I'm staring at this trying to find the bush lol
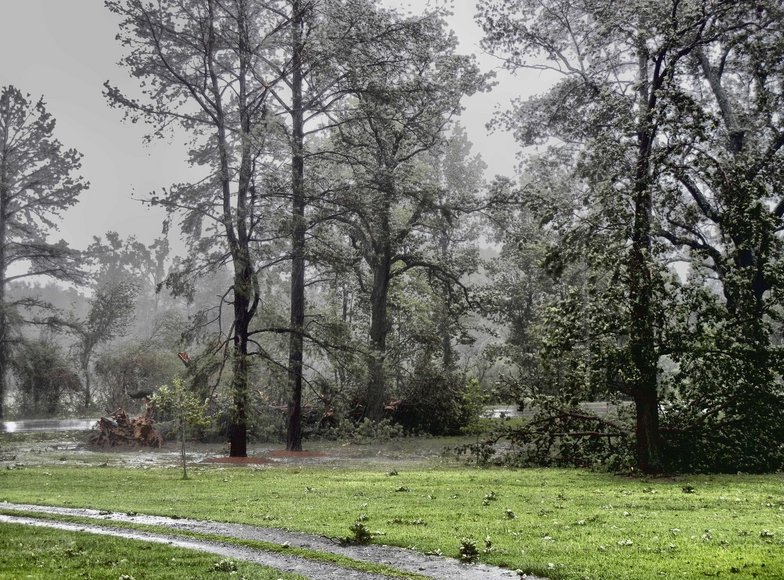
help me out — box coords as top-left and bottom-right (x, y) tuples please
(11, 340), (81, 417)
(392, 367), (480, 436)
(662, 390), (784, 473)
(94, 343), (180, 412)
(324, 418), (404, 443)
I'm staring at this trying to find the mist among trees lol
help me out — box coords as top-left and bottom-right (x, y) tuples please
(1, 0), (783, 474)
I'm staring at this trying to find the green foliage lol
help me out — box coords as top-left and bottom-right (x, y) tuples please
(212, 559), (238, 573)
(151, 378), (210, 479)
(346, 520), (373, 545)
(202, 389), (287, 444)
(458, 537), (479, 563)
(94, 343), (180, 412)
(392, 368), (480, 436)
(152, 378), (210, 430)
(657, 279), (784, 473)
(11, 339), (80, 417)
(325, 418), (404, 444)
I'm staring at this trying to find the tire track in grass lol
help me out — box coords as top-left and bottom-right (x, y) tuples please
(0, 514), (395, 580)
(0, 503), (535, 580)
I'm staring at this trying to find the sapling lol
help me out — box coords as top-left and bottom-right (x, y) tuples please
(150, 378), (210, 479)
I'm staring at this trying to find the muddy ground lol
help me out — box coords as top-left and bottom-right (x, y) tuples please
(0, 429), (471, 469)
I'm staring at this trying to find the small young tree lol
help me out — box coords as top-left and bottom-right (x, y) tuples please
(151, 378), (210, 480)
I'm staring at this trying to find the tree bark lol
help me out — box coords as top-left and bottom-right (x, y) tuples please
(628, 45), (663, 474)
(287, 0), (306, 451)
(230, 301), (250, 458)
(217, 1), (258, 457)
(438, 233), (454, 372)
(365, 253), (391, 421)
(82, 355), (92, 411)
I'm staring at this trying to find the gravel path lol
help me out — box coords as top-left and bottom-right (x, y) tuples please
(1, 503), (542, 580)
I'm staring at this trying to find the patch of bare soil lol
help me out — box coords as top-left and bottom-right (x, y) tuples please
(201, 456), (275, 465)
(200, 449), (328, 465)
(267, 449), (327, 458)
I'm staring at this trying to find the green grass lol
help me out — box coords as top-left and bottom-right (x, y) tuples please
(1, 465), (782, 579)
(0, 509), (427, 580)
(0, 521), (303, 579)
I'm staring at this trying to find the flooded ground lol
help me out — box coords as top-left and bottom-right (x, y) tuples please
(1, 418), (98, 433)
(0, 426), (469, 470)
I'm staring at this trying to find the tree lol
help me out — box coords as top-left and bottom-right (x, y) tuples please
(285, 0), (308, 452)
(94, 341), (181, 411)
(650, 3), (784, 471)
(88, 229), (173, 336)
(71, 279), (138, 410)
(324, 7), (488, 420)
(0, 85), (87, 419)
(428, 125), (486, 375)
(151, 377), (210, 479)
(264, 0), (410, 451)
(105, 0), (287, 456)
(12, 338), (80, 417)
(478, 0), (751, 473)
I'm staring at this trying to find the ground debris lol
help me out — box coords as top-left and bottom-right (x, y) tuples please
(88, 406), (164, 448)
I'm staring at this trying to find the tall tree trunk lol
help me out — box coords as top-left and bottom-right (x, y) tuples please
(365, 255), (391, 421)
(221, 1), (258, 458)
(229, 253), (254, 458)
(287, 0), (306, 451)
(438, 233), (454, 372)
(83, 358), (92, 411)
(628, 45), (663, 474)
(629, 177), (662, 473)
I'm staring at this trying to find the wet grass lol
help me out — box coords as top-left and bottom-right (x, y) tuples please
(0, 521), (303, 579)
(1, 464), (782, 579)
(0, 508), (428, 580)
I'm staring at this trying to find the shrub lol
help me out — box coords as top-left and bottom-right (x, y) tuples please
(392, 367), (480, 436)
(325, 418), (404, 443)
(459, 537), (479, 563)
(11, 339), (81, 417)
(94, 343), (180, 412)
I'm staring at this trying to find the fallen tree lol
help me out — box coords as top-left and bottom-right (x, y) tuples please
(89, 405), (164, 448)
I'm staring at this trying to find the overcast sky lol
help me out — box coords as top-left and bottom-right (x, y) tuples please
(0, 1), (547, 252)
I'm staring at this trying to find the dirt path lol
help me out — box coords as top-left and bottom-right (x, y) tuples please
(1, 503), (539, 580)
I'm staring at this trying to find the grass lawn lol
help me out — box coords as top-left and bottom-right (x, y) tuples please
(1, 465), (782, 579)
(0, 521), (302, 579)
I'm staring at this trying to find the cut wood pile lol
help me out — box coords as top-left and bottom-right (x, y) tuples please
(89, 405), (164, 448)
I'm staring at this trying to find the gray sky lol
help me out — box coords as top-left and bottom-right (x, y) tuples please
(0, 1), (543, 252)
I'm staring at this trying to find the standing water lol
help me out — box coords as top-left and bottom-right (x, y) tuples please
(1, 419), (97, 433)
